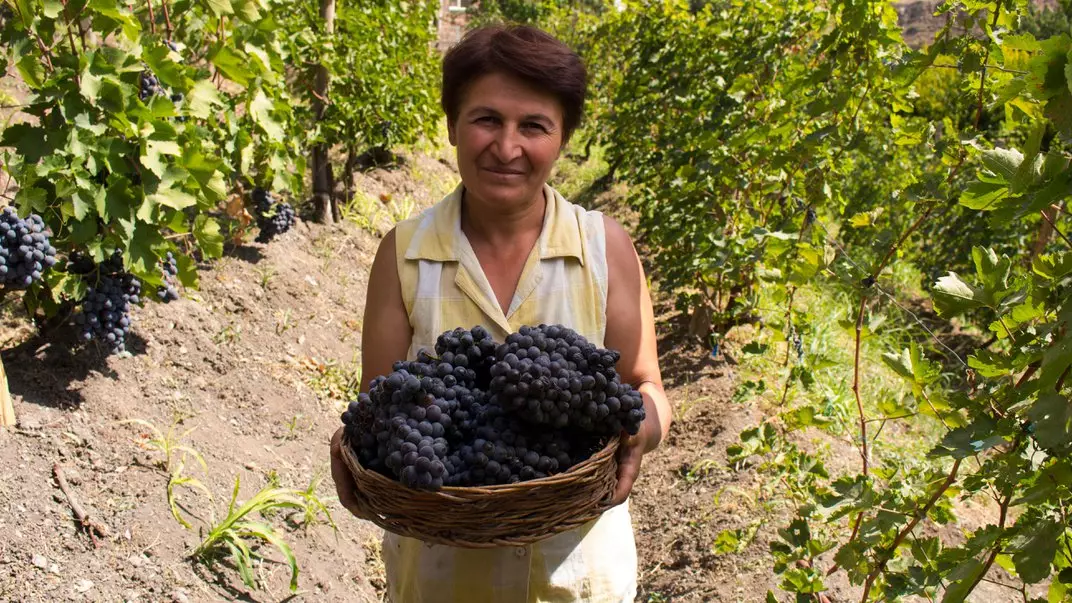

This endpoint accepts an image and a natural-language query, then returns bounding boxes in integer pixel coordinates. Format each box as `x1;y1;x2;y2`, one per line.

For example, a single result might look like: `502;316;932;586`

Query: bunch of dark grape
73;252;142;353
0;207;57;288
486;324;646;435
340;324;646;491
792;332;804;361
157;251;180;302
251;188;297;243
139;70;162;101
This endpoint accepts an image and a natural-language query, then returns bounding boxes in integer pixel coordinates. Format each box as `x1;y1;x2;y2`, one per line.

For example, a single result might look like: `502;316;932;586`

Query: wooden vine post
0;357;14;427
310;0;339;224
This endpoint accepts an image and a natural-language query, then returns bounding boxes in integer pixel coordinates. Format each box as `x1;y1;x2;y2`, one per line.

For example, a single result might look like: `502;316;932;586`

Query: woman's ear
447;119;457;147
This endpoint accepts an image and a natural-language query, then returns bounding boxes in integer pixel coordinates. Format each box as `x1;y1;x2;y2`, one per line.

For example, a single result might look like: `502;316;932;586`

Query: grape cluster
251;188;297;243
341;325;646;491
792;332;804;361
73;253;142;352
158;251;180;302
0;207;57;288
487;324;646;435
139;70;162;101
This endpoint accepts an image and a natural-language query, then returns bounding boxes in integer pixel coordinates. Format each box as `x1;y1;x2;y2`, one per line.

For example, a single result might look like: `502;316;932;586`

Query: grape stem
161;0;173;39
1039;208;1072;248
973;3;1002;131
60;0;81;87
145;0;157;34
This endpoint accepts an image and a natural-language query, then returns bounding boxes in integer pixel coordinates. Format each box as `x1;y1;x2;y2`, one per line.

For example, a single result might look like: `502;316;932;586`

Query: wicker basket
340;433;621;548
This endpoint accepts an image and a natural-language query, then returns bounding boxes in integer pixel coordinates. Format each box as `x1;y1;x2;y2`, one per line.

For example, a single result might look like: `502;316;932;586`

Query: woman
329;24;672;602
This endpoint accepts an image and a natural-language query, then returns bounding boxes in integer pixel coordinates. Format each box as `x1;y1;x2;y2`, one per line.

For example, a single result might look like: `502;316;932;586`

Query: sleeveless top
384;182;637;603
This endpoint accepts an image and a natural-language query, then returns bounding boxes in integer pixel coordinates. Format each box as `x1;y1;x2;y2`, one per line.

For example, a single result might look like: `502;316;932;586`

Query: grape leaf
882;344;940;387
959;180;1009;210
250;91;284;142
187;80;223;119
148;186;198;211
981;148;1023;182
1011;518;1062;583
932;272;988;315
193;215;224;259
1027;394;1072;453
202;0;235;17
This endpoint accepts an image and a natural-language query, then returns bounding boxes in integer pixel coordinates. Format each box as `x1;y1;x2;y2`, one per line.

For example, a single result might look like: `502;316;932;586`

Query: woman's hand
609;389;664;505
610;428;650;505
329;426;367;519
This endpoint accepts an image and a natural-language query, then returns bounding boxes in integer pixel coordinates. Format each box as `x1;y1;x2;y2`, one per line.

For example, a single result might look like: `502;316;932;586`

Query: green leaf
236;520;299;592
125;220;166;275
79;70;103;105
972;247;1011;292
882;344;940;387
1038;336;1072;394
932;272;988;315
1011;123;1046;192
1028;394;1072;454
942;559;984;602
959;180;1009;211
193;215;224;259
148;186;198;211
142;140;182;178
1011;518;1062;583
981;148;1023;182
932;415;1004;459
187;80;223;119
210;45;252;87
202;0;235;16
249;91;284;142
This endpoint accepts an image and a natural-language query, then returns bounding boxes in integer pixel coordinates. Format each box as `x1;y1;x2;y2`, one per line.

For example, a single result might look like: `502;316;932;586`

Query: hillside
894;0;1060;46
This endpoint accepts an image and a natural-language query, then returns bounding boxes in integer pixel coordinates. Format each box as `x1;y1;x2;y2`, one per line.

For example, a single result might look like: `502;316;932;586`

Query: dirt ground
0;147;1033;603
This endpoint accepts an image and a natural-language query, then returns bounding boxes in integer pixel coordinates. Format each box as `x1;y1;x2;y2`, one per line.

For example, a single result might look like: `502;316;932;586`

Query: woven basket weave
340;433;621;548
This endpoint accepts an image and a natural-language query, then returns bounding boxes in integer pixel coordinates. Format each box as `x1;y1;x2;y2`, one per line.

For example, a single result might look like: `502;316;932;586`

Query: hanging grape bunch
73;252;142;353
251;188;297;243
0;207;57;289
158;251;180;303
139;70;162;101
340;324;646;491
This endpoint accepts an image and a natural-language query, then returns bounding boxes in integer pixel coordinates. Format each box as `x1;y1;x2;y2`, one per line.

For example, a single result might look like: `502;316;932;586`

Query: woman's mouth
482;166;526;177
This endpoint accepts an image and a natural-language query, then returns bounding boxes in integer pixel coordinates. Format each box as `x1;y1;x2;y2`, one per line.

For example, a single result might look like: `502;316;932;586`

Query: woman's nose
490;125;523;164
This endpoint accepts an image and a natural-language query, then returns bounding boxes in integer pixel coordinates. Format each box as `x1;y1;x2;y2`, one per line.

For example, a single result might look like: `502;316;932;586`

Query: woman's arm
330;228;413;517
601;215;672;505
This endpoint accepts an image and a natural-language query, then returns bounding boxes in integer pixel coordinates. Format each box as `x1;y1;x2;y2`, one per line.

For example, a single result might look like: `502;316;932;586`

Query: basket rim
341;431;621;497
339;431;622;547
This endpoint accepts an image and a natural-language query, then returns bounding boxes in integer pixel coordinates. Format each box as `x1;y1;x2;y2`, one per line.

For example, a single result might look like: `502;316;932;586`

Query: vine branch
859;459;963;601
973;3;1003;130
1039;208;1072;248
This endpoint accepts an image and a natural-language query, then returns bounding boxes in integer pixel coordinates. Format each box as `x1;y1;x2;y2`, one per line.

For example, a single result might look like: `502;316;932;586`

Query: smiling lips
482;166;527;180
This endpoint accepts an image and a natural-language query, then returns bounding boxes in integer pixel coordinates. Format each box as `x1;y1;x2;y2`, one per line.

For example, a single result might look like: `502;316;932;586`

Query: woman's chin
466;180;537;209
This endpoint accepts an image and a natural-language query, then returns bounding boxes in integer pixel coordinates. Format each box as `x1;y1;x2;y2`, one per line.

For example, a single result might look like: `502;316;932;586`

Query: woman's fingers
329;426;366;518
610;432;644;505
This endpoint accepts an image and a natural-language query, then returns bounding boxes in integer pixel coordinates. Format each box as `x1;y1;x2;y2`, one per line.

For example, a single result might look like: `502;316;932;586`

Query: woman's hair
441;25;587;143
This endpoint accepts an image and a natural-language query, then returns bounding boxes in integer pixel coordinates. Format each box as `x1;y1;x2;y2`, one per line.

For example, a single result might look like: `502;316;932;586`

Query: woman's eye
522;122;547;132
475;116;498;124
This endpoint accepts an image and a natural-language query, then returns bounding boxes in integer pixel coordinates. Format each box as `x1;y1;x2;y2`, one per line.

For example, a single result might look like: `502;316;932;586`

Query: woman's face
449;71;565;213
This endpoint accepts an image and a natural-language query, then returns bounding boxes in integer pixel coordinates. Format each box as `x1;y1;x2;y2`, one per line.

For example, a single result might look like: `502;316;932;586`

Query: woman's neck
460;188;547;249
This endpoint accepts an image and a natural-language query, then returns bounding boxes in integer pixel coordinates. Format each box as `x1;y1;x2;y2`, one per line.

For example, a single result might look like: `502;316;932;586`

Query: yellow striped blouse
383;182;637;602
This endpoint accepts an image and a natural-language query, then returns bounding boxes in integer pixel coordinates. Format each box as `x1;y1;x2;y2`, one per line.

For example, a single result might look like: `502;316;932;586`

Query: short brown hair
441;25;587;143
